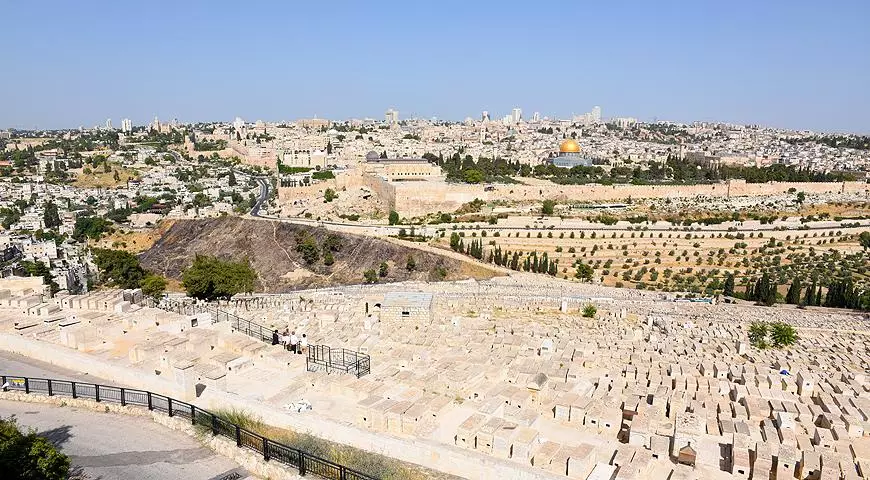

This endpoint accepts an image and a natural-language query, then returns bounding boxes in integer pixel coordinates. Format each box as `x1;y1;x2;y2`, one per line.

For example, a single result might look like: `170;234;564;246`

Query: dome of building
365;150;380;161
559;139;581;153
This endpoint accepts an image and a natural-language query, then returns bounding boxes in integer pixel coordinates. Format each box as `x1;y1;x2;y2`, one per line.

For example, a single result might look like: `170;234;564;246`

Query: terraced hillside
139;217;496;292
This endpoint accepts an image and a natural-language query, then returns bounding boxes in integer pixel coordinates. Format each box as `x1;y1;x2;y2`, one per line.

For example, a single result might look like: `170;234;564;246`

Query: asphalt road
0;352;251;480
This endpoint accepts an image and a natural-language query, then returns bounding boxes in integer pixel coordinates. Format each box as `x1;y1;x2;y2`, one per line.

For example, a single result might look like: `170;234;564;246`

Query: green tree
73;216;110;241
43;201;61;229
295;234;320;264
324;188;336;202
323;251;334;266
860;231;870;251
449;232;462;251
182;255;256;301
406;255;416;271
723;273;735;297
92;248;145;289
575;263;594;281
363;268;378;284
582;304;597;318
0;416;70;480
140;274;167;300
462;169;484;184
785;279;802;304
227;170;237;186
795;191;805;204
388;210;400;225
379;262;388;277
541;199;555;215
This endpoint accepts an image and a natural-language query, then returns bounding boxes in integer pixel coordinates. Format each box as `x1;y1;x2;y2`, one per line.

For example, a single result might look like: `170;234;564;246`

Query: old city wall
391;179;868;217
277;180;337;202
339;172;396;213
393;181;483;216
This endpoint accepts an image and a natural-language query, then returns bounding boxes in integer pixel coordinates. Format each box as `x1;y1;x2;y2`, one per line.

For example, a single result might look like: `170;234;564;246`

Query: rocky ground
138;217;496;292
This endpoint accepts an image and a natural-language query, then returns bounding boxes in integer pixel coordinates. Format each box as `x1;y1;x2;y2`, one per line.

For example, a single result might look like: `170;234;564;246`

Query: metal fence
122;291;371;378
0;374;377;480
307;346;371;378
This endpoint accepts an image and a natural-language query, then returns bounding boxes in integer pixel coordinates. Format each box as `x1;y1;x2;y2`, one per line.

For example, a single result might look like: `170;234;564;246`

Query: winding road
0;352;251;480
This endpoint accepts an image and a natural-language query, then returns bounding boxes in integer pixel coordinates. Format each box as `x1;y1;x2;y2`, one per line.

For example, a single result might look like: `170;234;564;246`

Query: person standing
281;329;290;350
299;333;308;355
290;331;299;354
271;329;279;346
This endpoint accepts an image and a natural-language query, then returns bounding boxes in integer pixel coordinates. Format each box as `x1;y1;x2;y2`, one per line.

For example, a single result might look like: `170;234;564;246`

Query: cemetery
1;273;869;479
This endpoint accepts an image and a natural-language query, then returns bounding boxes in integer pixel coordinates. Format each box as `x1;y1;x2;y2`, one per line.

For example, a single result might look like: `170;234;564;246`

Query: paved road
0;399;248;480
231;169;271;217
0;350;105;382
0;352;251;479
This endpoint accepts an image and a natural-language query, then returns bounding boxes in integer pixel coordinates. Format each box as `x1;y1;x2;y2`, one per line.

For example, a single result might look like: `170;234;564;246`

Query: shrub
0;416;70;479
769;322;799;348
582;304;597;318
182;255;256;300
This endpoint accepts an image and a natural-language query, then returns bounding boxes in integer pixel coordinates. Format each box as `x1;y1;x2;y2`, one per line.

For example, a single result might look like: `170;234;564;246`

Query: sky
2;1;869;133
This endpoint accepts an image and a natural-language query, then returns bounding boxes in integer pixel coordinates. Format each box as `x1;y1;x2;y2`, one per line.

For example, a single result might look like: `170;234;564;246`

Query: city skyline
2;1;869;133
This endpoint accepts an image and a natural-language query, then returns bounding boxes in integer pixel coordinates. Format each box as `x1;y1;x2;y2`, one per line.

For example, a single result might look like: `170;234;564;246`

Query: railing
0;374;377;480
307;346;371;378
123;291;371;378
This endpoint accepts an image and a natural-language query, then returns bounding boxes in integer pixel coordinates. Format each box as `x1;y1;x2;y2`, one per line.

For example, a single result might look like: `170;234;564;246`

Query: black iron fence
122;291;371;378
307;346;371;378
0;374;377;480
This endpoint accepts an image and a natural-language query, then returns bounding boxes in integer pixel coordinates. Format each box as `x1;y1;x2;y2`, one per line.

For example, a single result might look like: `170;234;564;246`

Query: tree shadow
39;424;73;448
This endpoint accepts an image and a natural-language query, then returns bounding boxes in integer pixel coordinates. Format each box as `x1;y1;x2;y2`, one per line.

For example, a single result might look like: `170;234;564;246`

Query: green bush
582;304;597;318
182;255;256;301
0;416;70;480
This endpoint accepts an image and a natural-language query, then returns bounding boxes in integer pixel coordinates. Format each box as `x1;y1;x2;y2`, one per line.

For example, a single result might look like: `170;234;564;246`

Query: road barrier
0;374;377;480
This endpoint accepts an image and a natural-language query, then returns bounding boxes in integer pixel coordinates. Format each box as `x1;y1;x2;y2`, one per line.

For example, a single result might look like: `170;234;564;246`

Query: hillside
139;217;496;292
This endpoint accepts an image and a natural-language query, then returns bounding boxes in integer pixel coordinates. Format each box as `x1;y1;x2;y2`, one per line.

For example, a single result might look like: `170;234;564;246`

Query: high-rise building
592;106;602;123
151;116;160;132
511;107;522;124
532;112;541;122
105;118;113;130
233;117;245;132
121;118;133;133
481;110;490;122
385;108;399;125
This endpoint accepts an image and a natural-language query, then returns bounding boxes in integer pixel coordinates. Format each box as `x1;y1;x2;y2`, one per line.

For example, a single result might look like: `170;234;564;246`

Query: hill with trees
138;217;494;292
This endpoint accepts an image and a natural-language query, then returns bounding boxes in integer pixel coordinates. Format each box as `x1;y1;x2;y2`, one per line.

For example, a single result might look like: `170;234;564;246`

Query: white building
511;107;522;123
592;106;602;123
385;109;399;125
121;118;133;133
105;118;113;130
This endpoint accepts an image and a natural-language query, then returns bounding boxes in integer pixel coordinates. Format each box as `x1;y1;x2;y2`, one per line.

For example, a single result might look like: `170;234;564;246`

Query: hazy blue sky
3;1;869;132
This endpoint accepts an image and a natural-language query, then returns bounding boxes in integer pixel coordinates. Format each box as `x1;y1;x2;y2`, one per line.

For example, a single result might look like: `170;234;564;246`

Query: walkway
0;399;250;480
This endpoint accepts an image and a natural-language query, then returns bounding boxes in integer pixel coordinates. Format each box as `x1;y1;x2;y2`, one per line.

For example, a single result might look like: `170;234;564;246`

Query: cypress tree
723;274;735;297
804;280;816;306
786;279;802;304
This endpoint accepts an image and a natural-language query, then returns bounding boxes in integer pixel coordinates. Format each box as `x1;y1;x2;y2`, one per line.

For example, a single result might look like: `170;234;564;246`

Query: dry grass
72;165;142;188
202;408;453;480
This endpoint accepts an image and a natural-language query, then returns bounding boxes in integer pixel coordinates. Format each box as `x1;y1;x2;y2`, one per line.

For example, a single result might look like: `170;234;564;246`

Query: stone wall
391;180;869;217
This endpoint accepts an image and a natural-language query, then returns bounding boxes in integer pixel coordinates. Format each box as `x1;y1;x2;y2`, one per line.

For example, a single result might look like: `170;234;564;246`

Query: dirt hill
139;217;495;292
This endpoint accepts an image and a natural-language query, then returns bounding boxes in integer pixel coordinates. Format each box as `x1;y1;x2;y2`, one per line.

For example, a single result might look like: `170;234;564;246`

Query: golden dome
559;139;581;153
